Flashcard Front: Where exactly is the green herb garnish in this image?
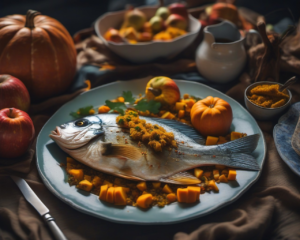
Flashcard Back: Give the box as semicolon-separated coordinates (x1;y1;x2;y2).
118;119;124;125
122;91;135;104
135;99;161;114
105;100;127;115
135;126;141;131
70;105;94;118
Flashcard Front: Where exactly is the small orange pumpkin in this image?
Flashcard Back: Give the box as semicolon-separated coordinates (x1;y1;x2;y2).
190;96;233;137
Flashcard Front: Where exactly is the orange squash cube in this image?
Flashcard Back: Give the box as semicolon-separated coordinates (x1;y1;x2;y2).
217;136;227;144
203;171;212;178
230;132;244;141
177;188;188;203
167;193;177;203
206;136;219;146
136;194;153;209
106;187;115;203
77;180;93;192
178;110;185;119
208;180;219;192
228;169;237;181
219;174;228;183
114;187;127;205
175;102;186;111
137;182;147;191
194;168;204;179
213;169;220;181
152;182;161;189
99;185;108;201
68;169;84;181
92;176;102;187
187;186;201;203
98;105;110;114
162;184;173;194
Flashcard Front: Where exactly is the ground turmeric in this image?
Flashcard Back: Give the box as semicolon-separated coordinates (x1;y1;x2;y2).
247;84;289;108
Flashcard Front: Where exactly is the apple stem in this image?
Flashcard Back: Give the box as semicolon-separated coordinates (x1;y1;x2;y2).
148;87;162;96
9;108;14;118
25;10;41;29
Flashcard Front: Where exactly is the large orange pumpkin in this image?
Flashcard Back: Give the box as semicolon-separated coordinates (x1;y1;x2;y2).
0;10;77;101
190;96;233;137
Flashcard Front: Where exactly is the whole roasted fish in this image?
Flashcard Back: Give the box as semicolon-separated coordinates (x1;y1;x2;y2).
49;114;260;184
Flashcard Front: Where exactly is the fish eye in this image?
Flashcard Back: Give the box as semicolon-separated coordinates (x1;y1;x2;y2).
74;119;89;127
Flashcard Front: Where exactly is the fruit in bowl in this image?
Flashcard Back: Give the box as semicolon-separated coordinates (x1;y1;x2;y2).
0;108;35;158
95;6;201;63
103;4;190;44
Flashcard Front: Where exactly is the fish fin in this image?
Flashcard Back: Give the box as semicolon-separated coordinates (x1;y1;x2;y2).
115;173;145;181
151;118;206;144
218;134;260;154
160;172;201;185
213;153;260;170
102;142;142;161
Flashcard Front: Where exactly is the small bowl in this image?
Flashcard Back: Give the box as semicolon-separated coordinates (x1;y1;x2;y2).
244;81;292;121
94;6;201;64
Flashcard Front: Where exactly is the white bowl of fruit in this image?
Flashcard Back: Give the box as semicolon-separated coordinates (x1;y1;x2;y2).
95;4;201;63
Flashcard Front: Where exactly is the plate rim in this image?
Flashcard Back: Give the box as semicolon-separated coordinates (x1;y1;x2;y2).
36;78;266;225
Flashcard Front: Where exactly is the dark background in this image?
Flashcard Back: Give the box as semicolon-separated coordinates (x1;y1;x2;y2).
0;0;299;36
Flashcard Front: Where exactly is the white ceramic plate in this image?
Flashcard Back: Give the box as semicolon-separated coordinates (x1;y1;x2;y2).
36;77;266;224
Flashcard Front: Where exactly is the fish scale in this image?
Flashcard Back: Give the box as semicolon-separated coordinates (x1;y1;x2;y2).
50;113;260;184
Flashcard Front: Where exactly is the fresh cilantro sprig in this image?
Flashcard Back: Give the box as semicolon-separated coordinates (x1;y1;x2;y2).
70;105;94;118
122;91;135;104
105;100;127;115
135;99;161;114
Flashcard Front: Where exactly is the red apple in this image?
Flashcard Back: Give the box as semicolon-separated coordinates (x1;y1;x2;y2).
0;75;30;112
168;3;189;20
0;108;35;158
145;76;180;105
104;28;124;43
166;14;188;31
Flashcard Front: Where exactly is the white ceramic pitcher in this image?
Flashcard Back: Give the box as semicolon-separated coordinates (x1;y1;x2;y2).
196;20;258;83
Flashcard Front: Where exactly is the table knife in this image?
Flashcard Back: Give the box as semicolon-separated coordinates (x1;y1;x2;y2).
11;176;67;240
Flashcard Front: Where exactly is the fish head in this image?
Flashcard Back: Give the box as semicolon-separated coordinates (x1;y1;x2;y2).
49;115;104;149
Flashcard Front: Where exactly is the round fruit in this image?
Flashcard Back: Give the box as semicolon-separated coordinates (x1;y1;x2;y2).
0;75;30;112
0;108;35;158
0;10;77;101
190;96;233;136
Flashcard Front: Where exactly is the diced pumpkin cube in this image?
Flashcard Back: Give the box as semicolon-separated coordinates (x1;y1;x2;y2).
103;180;113;187
66;157;76;164
166;193;177;203
161;112;171;119
84;175;92;182
92;176;102;187
136;194;153;209
66;162;77;173
77;180;93;192
98;105;110;114
228;169;237;181
106;187;115;203
194;168;204;179
187;186;200;203
230;132;244;141
114;187;127;205
213;169;220;181
152;182;161;189
178;110;185;119
99;185;108;201
215;165;226;170
117;97;125;103
137;182;147;191
203;171;212;178
68;169;84;181
219;174;228;183
217;136;227;144
177;188;188;203
208;180;219;192
206;136;219;146
175;102;186;111
186;99;195;108
162;184;173;194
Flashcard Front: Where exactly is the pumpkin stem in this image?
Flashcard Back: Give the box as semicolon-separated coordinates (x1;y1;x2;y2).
209;104;214;108
147;87;162;96
25;10;41;28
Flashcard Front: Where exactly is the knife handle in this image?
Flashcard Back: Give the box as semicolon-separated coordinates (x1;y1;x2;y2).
43;214;68;240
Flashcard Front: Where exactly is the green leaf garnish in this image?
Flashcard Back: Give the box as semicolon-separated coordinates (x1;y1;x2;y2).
122;91;135;104
135;126;141;131
105;100;127;115
70;105;94;118
135;99;161;114
118;118;124;124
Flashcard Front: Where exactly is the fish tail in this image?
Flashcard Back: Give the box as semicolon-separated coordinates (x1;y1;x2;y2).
160;172;201;185
217;134;260;154
101;142;142;161
218;153;260;170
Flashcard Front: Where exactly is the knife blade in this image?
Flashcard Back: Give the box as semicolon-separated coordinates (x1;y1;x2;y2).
11;176;67;240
